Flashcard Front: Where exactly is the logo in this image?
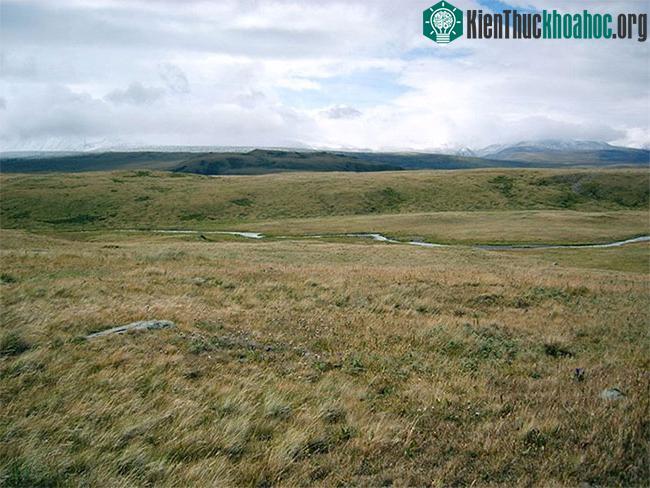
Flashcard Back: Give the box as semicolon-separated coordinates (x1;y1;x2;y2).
422;3;647;43
423;1;463;44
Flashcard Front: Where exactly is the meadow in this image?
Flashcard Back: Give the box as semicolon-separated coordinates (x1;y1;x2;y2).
2;169;648;234
0;168;648;486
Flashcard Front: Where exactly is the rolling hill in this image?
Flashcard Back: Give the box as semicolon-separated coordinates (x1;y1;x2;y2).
170;150;401;174
1;141;648;175
0;149;524;174
2;169;648;232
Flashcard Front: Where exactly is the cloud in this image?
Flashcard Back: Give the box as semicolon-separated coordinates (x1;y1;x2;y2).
0;0;648;150
321;105;362;119
0;85;113;148
237;90;267;109
105;82;164;105
0;82;316;150
0;52;38;79
159;63;189;94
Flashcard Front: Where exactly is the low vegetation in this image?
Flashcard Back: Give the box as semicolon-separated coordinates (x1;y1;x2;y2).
1;167;648;485
0;229;648;485
0;331;30;357
242;210;649;245
1;169;648;235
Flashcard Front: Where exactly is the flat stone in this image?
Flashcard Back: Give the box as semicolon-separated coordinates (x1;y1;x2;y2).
600;387;625;401
86;320;175;339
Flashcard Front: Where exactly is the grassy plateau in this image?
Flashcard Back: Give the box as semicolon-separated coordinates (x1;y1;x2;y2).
0;167;649;486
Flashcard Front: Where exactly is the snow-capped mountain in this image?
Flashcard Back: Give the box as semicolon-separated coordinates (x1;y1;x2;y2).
475;140;613;158
474;139;648;165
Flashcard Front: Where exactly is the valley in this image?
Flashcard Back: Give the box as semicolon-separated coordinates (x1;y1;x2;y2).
1;167;648;486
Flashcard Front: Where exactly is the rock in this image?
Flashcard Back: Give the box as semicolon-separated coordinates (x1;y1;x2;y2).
600;387;625;401
86;320;175;339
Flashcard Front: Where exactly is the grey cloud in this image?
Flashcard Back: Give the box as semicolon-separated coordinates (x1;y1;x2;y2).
0;1;373;59
105;82;164;105
0;81;316;150
0;52;38;79
0;97;6;110
503;117;625;144
159;63;189;94
0;85;113;144
322;105;362;119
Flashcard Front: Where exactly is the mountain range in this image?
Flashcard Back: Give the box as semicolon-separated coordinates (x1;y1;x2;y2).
1;140;647;174
472;140;649;165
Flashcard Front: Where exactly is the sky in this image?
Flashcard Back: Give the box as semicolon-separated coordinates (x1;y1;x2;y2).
0;0;649;151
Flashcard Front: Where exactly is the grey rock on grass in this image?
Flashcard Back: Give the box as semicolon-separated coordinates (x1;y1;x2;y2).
600;387;625;401
86;320;175;339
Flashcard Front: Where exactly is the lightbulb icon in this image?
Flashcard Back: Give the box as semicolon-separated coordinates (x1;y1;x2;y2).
431;9;456;43
423;1;462;44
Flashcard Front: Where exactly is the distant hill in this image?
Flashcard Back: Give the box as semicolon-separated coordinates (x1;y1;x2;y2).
477;140;650;165
347;152;554;170
0;149;511;174
0;150;401;174
1;141;648;174
171;150;401;174
0;152;194;173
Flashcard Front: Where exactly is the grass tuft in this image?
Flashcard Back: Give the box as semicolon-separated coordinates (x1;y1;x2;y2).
0;331;30;356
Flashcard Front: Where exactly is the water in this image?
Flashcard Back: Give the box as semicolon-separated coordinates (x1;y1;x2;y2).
341;233;400;243
477;235;650;250
115;229;650;250
122;229;264;239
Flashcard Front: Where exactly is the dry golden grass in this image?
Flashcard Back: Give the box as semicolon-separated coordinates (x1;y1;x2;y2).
240;210;650;245
1;229;648;486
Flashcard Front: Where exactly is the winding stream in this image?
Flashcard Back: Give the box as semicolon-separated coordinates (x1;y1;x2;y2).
122;229;650;250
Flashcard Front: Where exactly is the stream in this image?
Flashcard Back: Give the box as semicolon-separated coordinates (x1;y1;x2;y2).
125;230;650;250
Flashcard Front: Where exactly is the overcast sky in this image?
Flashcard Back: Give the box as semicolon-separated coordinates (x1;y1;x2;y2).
1;0;648;151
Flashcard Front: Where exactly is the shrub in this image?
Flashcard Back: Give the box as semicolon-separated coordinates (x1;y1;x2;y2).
0;273;17;284
543;342;574;358
0;331;30;356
